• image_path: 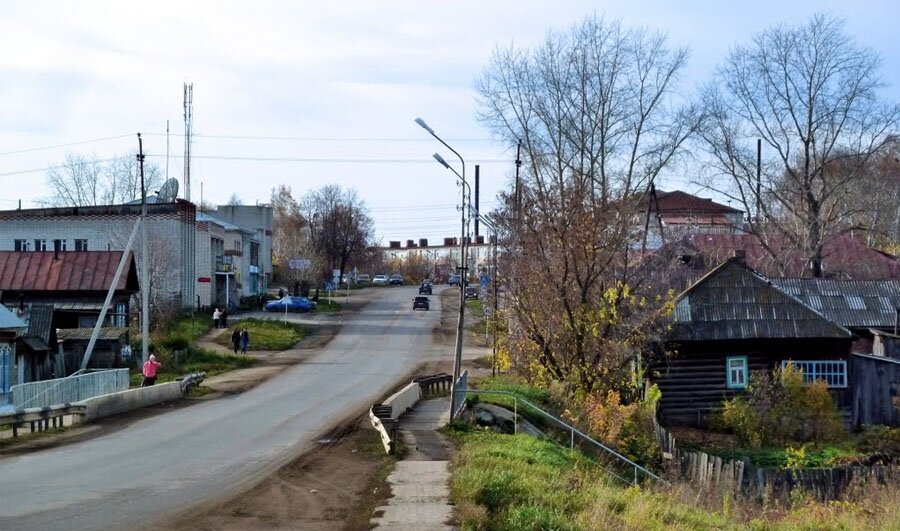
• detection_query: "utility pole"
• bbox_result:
[137,133,150,364]
[756,138,762,223]
[474,165,480,237]
[514,139,522,225]
[183,83,193,202]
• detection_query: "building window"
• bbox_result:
[234,239,241,250]
[34,239,47,251]
[74,239,88,251]
[53,239,67,252]
[781,360,847,388]
[14,239,29,251]
[726,356,748,389]
[250,242,259,266]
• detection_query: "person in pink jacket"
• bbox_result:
[141,354,162,386]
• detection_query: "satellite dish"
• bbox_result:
[156,178,179,202]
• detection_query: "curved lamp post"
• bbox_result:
[416,117,468,420]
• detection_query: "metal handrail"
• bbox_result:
[461,388,664,485]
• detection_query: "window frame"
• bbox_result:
[781,359,848,388]
[74,239,88,251]
[726,355,749,389]
[14,239,29,251]
[34,239,47,251]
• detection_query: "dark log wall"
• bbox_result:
[851,354,900,428]
[654,338,852,427]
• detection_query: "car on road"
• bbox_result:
[372,274,389,285]
[448,274,461,286]
[413,296,430,311]
[464,286,479,300]
[357,274,371,283]
[418,282,432,294]
[389,274,404,285]
[265,295,317,312]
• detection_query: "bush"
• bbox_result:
[721,364,844,448]
[858,425,900,455]
[583,385,662,468]
[157,333,190,351]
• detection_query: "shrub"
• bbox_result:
[858,425,900,455]
[721,364,844,448]
[583,385,662,467]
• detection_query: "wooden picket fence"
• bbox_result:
[652,417,898,501]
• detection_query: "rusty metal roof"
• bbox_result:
[0,252,139,293]
[774,279,900,329]
[670,258,852,341]
[654,190,742,214]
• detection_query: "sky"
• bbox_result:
[1,1,899,244]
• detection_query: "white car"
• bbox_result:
[357,274,371,283]
[372,274,389,285]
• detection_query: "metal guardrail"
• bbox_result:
[0,403,87,437]
[461,389,664,486]
[11,369,130,408]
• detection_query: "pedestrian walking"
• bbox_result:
[213,307,221,329]
[278,288,285,299]
[141,354,162,387]
[258,294,266,311]
[240,328,249,353]
[231,327,241,353]
[221,308,228,328]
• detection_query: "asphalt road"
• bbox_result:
[0,286,443,531]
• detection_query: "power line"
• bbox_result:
[144,132,494,142]
[145,154,510,164]
[0,134,134,157]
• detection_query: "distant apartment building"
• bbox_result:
[210,204,274,295]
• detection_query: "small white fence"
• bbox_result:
[11,369,131,408]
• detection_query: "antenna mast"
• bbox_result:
[183,83,193,202]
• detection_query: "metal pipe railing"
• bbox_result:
[460,388,664,485]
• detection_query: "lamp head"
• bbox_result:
[432,153,451,169]
[414,117,435,136]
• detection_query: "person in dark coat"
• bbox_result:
[231,328,241,354]
[240,328,249,353]
[221,308,228,328]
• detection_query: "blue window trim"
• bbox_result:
[726,355,748,389]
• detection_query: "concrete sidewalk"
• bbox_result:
[371,397,456,530]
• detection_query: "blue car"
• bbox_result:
[264,296,317,312]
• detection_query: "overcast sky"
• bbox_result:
[2,1,898,244]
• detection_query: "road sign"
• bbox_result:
[483,306,494,315]
[289,257,311,270]
[325,281,335,291]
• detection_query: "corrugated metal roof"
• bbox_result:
[57,327,128,341]
[53,302,106,311]
[670,258,852,341]
[655,190,742,214]
[0,252,139,292]
[196,212,255,234]
[773,279,900,329]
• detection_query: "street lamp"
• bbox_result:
[416,117,468,420]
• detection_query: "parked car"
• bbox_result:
[413,296,430,311]
[448,274,461,286]
[265,295,317,312]
[464,286,478,300]
[389,274,404,285]
[418,282,432,295]
[357,274,371,283]
[372,274,389,285]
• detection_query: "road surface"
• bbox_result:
[0,286,443,530]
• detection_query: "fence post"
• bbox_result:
[570,427,574,451]
[514,398,517,434]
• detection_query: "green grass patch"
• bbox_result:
[214,318,308,351]
[165,312,214,341]
[447,425,730,530]
[465,298,484,313]
[681,440,862,469]
[315,299,342,312]
[129,346,254,387]
[446,424,900,530]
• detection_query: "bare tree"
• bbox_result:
[270,185,308,286]
[699,14,900,277]
[301,185,375,283]
[43,152,163,207]
[226,193,242,206]
[476,14,695,394]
